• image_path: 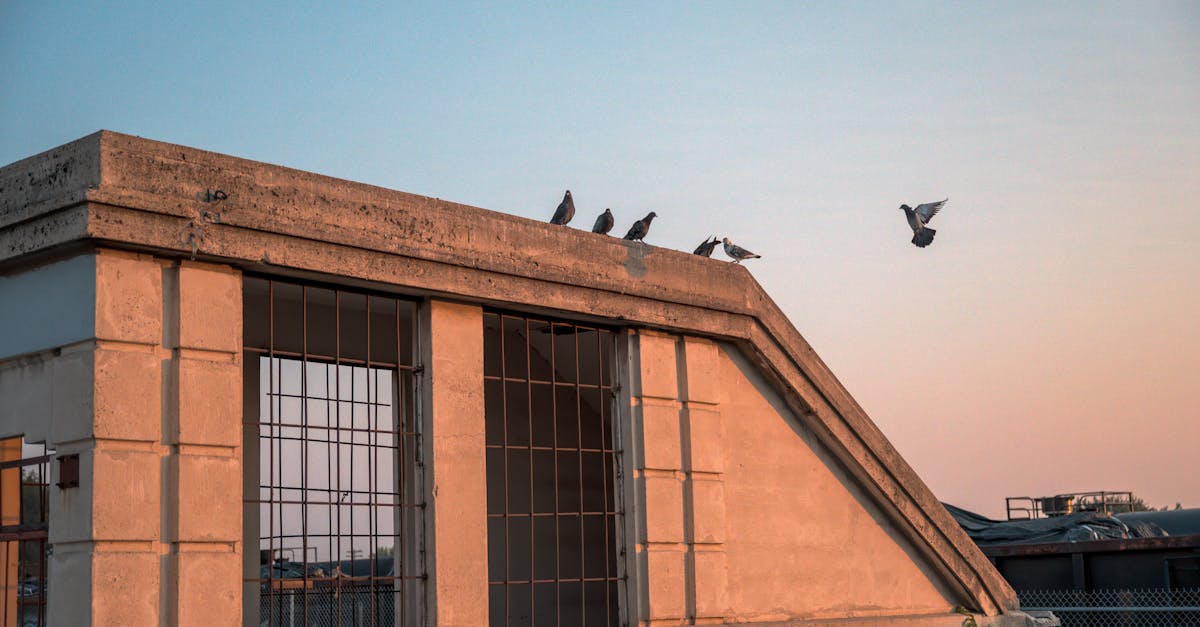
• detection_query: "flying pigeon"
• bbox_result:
[591,208,614,234]
[549,190,575,225]
[693,236,720,257]
[623,212,658,241]
[900,198,946,248]
[722,237,761,263]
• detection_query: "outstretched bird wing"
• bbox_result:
[914,199,946,223]
[693,236,717,256]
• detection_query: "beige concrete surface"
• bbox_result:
[0,250,244,626]
[423,299,489,627]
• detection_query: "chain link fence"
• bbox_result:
[260,585,399,627]
[1019,588,1200,627]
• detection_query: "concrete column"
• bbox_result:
[0,251,245,626]
[166,261,242,626]
[630,331,729,626]
[421,300,488,627]
[49,249,165,626]
[631,330,688,624]
[680,337,728,622]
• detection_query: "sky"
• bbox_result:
[2,2,1197,519]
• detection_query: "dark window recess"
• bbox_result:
[484,312,623,626]
[0,438,52,627]
[243,277,423,627]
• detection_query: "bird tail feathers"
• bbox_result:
[911,227,936,248]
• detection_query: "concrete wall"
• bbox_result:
[0,249,243,627]
[627,329,977,626]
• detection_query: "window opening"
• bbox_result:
[243,277,423,626]
[0,438,51,627]
[484,312,623,626]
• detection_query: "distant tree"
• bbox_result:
[1128,495,1155,512]
[1128,495,1183,512]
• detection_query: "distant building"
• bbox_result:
[0,132,1034,625]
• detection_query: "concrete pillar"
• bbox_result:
[0,250,244,626]
[421,300,488,627]
[166,261,242,626]
[630,330,729,626]
[49,249,165,626]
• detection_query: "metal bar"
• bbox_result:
[550,321,562,627]
[575,324,586,625]
[524,317,534,626]
[397,299,407,623]
[300,285,310,625]
[501,315,510,627]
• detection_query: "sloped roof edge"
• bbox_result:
[0,131,1018,615]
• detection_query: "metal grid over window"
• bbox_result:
[483,312,624,626]
[0,439,51,627]
[243,277,423,627]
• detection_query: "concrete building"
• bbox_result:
[0,132,1033,626]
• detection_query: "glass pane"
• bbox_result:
[530,382,555,448]
[507,449,531,515]
[368,295,399,365]
[555,386,579,450]
[558,514,582,580]
[485,379,504,446]
[243,276,270,350]
[533,582,558,625]
[502,316,527,379]
[507,517,532,581]
[305,286,337,357]
[528,319,554,382]
[505,382,530,447]
[337,291,368,362]
[483,313,502,377]
[488,517,507,583]
[533,517,557,581]
[487,447,506,516]
[577,327,600,386]
[508,583,532,625]
[271,281,303,354]
[532,450,556,514]
[552,324,576,384]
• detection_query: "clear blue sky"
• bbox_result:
[3,2,1197,517]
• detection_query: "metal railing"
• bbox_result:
[1007,491,1136,520]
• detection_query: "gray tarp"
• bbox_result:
[943,503,1168,545]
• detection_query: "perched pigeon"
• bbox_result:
[722,237,761,263]
[623,212,658,241]
[693,236,720,257]
[900,198,946,248]
[549,190,575,225]
[591,208,614,234]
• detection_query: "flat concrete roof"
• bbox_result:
[0,131,1018,616]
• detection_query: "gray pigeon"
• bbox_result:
[591,208,614,234]
[549,190,575,225]
[623,212,657,241]
[900,198,946,248]
[693,236,720,257]
[722,237,761,263]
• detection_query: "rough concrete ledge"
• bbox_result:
[0,131,1019,616]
